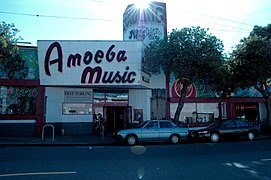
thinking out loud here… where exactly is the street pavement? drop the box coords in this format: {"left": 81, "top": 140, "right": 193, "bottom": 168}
{"left": 1, "top": 140, "right": 271, "bottom": 179}
{"left": 0, "top": 133, "right": 271, "bottom": 146}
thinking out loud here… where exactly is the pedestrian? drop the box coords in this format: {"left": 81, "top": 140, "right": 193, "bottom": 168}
{"left": 98, "top": 113, "right": 104, "bottom": 136}
{"left": 93, "top": 114, "right": 99, "bottom": 135}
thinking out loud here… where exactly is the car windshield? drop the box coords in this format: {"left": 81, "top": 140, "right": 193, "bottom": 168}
{"left": 137, "top": 121, "right": 149, "bottom": 128}
{"left": 208, "top": 121, "right": 224, "bottom": 128}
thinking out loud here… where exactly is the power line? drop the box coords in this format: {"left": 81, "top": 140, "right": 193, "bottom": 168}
{"left": 177, "top": 9, "right": 255, "bottom": 27}
{"left": 1, "top": 9, "right": 251, "bottom": 32}
{"left": 208, "top": 28, "right": 250, "bottom": 33}
{"left": 1, "top": 0, "right": 256, "bottom": 29}
{"left": 171, "top": 15, "right": 252, "bottom": 32}
{"left": 86, "top": 0, "right": 113, "bottom": 3}
{"left": 0, "top": 10, "right": 116, "bottom": 22}
{"left": 0, "top": 1, "right": 255, "bottom": 33}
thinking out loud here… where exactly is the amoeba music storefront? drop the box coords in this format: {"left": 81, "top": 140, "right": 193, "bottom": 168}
{"left": 38, "top": 40, "right": 156, "bottom": 135}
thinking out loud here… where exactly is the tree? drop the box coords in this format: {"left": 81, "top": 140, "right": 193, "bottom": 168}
{"left": 250, "top": 24, "right": 271, "bottom": 40}
{"left": 230, "top": 25, "right": 271, "bottom": 127}
{"left": 209, "top": 59, "right": 235, "bottom": 120}
{"left": 144, "top": 26, "right": 224, "bottom": 125}
{"left": 143, "top": 38, "right": 175, "bottom": 76}
{"left": 0, "top": 21, "right": 28, "bottom": 79}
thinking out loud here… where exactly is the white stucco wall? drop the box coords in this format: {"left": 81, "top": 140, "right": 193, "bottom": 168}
{"left": 46, "top": 87, "right": 152, "bottom": 123}
{"left": 45, "top": 87, "right": 92, "bottom": 123}
{"left": 129, "top": 89, "right": 152, "bottom": 121}
{"left": 148, "top": 73, "right": 166, "bottom": 89}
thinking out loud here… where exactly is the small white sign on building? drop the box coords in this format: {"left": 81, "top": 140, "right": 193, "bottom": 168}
{"left": 64, "top": 90, "right": 92, "bottom": 102}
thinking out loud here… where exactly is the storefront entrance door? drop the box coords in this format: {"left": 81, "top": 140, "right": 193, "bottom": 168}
{"left": 104, "top": 106, "right": 131, "bottom": 133}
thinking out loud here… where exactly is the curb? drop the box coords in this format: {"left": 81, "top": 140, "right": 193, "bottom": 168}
{"left": 0, "top": 143, "right": 118, "bottom": 147}
{"left": 1, "top": 135, "right": 270, "bottom": 147}
{"left": 0, "top": 136, "right": 118, "bottom": 147}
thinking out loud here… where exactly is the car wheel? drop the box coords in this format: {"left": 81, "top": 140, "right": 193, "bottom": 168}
{"left": 126, "top": 135, "right": 137, "bottom": 146}
{"left": 210, "top": 133, "right": 219, "bottom": 142}
{"left": 247, "top": 132, "right": 255, "bottom": 141}
{"left": 170, "top": 134, "right": 180, "bottom": 144}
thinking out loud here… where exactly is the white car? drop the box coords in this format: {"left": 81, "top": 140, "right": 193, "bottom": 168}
{"left": 113, "top": 120, "right": 189, "bottom": 145}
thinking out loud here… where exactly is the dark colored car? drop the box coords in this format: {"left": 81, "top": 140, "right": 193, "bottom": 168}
{"left": 113, "top": 120, "right": 189, "bottom": 145}
{"left": 190, "top": 119, "right": 260, "bottom": 142}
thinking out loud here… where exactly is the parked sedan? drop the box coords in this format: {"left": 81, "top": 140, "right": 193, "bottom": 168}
{"left": 190, "top": 119, "right": 260, "bottom": 142}
{"left": 113, "top": 120, "right": 189, "bottom": 145}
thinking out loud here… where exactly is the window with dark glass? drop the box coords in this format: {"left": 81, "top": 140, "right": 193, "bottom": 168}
{"left": 160, "top": 121, "right": 173, "bottom": 128}
{"left": 145, "top": 121, "right": 158, "bottom": 129}
{"left": 222, "top": 120, "right": 235, "bottom": 128}
{"left": 0, "top": 86, "right": 37, "bottom": 115}
{"left": 236, "top": 120, "right": 249, "bottom": 127}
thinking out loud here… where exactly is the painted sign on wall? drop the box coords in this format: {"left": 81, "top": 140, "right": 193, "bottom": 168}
{"left": 171, "top": 79, "right": 197, "bottom": 98}
{"left": 170, "top": 74, "right": 263, "bottom": 98}
{"left": 123, "top": 2, "right": 167, "bottom": 45}
{"left": 38, "top": 41, "right": 143, "bottom": 86}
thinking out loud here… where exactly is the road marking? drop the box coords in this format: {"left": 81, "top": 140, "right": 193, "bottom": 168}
{"left": 89, "top": 146, "right": 105, "bottom": 149}
{"left": 0, "top": 171, "right": 77, "bottom": 177}
{"left": 261, "top": 158, "right": 271, "bottom": 161}
{"left": 232, "top": 162, "right": 249, "bottom": 169}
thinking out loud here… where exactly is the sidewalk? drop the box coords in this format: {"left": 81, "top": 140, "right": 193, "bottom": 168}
{"left": 0, "top": 134, "right": 117, "bottom": 146}
{"left": 0, "top": 134, "right": 270, "bottom": 146}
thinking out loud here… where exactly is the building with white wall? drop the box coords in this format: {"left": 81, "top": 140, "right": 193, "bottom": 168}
{"left": 38, "top": 40, "right": 158, "bottom": 134}
{"left": 36, "top": 2, "right": 168, "bottom": 135}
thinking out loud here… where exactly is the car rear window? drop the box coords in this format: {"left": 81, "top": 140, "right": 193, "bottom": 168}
{"left": 222, "top": 120, "right": 235, "bottom": 128}
{"left": 236, "top": 120, "right": 249, "bottom": 127}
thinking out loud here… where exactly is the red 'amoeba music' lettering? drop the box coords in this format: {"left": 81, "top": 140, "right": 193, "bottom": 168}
{"left": 81, "top": 66, "right": 136, "bottom": 84}
{"left": 66, "top": 44, "right": 127, "bottom": 68}
{"left": 44, "top": 42, "right": 63, "bottom": 76}
{"left": 44, "top": 42, "right": 128, "bottom": 76}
